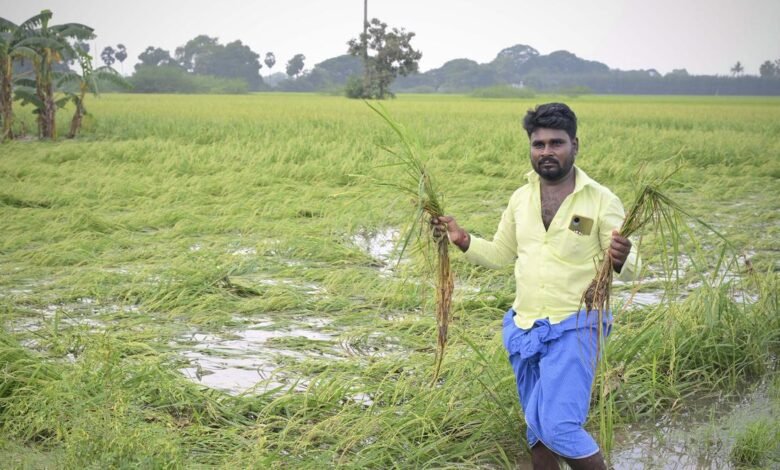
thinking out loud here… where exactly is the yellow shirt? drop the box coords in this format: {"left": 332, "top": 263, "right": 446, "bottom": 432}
{"left": 464, "top": 166, "right": 641, "bottom": 329}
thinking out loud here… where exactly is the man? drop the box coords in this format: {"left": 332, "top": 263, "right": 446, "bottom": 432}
{"left": 433, "top": 103, "right": 640, "bottom": 470}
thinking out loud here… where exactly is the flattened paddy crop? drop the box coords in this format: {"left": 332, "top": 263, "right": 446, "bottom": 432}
{"left": 1, "top": 93, "right": 779, "bottom": 468}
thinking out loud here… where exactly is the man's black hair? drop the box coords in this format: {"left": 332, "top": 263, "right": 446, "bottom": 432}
{"left": 522, "top": 102, "right": 577, "bottom": 140}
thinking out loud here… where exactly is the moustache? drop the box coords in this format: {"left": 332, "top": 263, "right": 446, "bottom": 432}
{"left": 538, "top": 157, "right": 559, "bottom": 167}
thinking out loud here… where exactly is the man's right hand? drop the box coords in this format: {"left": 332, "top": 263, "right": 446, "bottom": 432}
{"left": 431, "top": 215, "right": 470, "bottom": 252}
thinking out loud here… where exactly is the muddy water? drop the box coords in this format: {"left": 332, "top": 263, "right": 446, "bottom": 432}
{"left": 614, "top": 290, "right": 664, "bottom": 307}
{"left": 610, "top": 379, "right": 777, "bottom": 469}
{"left": 8, "top": 297, "right": 141, "bottom": 334}
{"left": 351, "top": 227, "right": 401, "bottom": 274}
{"left": 611, "top": 416, "right": 730, "bottom": 469}
{"left": 176, "top": 316, "right": 411, "bottom": 394}
{"left": 176, "top": 319, "right": 338, "bottom": 394}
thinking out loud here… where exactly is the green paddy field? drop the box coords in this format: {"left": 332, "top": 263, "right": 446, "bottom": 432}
{"left": 1, "top": 93, "right": 779, "bottom": 468}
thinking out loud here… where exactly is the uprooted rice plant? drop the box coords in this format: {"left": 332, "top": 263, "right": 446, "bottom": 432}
{"left": 1, "top": 93, "right": 779, "bottom": 467}
{"left": 365, "top": 101, "right": 453, "bottom": 383}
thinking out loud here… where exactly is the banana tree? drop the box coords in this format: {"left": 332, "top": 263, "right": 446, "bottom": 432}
{"left": 57, "top": 49, "right": 130, "bottom": 138}
{"left": 0, "top": 15, "right": 38, "bottom": 141}
{"left": 15, "top": 10, "right": 94, "bottom": 140}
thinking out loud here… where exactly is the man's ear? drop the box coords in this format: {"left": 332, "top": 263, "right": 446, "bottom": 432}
{"left": 573, "top": 136, "right": 579, "bottom": 154}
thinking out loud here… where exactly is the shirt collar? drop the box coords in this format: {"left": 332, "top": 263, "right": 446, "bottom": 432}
{"left": 525, "top": 165, "right": 595, "bottom": 193}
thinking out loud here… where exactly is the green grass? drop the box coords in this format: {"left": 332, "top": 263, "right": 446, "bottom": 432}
{"left": 730, "top": 418, "right": 779, "bottom": 467}
{"left": 1, "top": 93, "right": 779, "bottom": 467}
{"left": 726, "top": 374, "right": 780, "bottom": 468}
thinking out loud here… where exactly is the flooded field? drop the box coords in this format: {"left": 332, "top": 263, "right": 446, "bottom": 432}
{"left": 1, "top": 93, "right": 778, "bottom": 468}
{"left": 611, "top": 376, "right": 780, "bottom": 469}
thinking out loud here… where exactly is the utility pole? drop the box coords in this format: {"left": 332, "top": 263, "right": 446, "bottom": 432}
{"left": 362, "top": 0, "right": 370, "bottom": 94}
{"left": 363, "top": 0, "right": 368, "bottom": 62}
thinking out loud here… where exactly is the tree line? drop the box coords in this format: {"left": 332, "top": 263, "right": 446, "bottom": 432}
{"left": 127, "top": 16, "right": 419, "bottom": 99}
{"left": 391, "top": 46, "right": 780, "bottom": 96}
{"left": 127, "top": 35, "right": 319, "bottom": 94}
{"left": 130, "top": 35, "right": 277, "bottom": 93}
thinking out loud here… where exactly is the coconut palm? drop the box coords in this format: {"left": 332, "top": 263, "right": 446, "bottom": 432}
{"left": 730, "top": 61, "right": 744, "bottom": 77}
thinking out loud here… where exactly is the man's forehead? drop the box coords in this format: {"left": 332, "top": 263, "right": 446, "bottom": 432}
{"left": 529, "top": 128, "right": 571, "bottom": 141}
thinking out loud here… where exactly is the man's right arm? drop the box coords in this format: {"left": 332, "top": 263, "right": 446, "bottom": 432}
{"left": 433, "top": 202, "right": 518, "bottom": 269}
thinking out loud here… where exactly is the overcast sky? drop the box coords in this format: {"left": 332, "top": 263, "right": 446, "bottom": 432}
{"left": 2, "top": 0, "right": 778, "bottom": 76}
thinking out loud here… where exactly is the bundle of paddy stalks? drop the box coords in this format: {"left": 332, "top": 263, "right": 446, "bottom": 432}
{"left": 366, "top": 101, "right": 453, "bottom": 382}
{"left": 582, "top": 181, "right": 727, "bottom": 316}
{"left": 583, "top": 185, "right": 686, "bottom": 315}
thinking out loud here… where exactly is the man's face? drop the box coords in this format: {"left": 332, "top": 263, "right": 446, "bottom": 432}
{"left": 529, "top": 128, "right": 578, "bottom": 182}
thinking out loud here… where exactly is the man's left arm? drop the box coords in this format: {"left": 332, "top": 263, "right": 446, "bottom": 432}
{"left": 599, "top": 196, "right": 641, "bottom": 281}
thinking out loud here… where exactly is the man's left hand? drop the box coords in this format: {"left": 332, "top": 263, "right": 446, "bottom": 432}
{"left": 609, "top": 230, "right": 631, "bottom": 273}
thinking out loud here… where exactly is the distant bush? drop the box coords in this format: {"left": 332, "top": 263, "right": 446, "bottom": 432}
{"left": 344, "top": 76, "right": 364, "bottom": 98}
{"left": 276, "top": 77, "right": 318, "bottom": 92}
{"left": 344, "top": 76, "right": 382, "bottom": 99}
{"left": 129, "top": 66, "right": 248, "bottom": 94}
{"left": 190, "top": 75, "right": 249, "bottom": 94}
{"left": 470, "top": 85, "right": 536, "bottom": 98}
{"left": 557, "top": 85, "right": 593, "bottom": 97}
{"left": 130, "top": 66, "right": 192, "bottom": 93}
{"left": 399, "top": 85, "right": 437, "bottom": 94}
{"left": 319, "top": 85, "right": 347, "bottom": 96}
{"left": 344, "top": 75, "right": 371, "bottom": 99}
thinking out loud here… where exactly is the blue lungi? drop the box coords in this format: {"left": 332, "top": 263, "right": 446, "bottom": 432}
{"left": 502, "top": 308, "right": 612, "bottom": 459}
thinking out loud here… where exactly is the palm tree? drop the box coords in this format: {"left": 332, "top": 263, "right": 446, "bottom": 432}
{"left": 264, "top": 52, "right": 275, "bottom": 70}
{"left": 730, "top": 61, "right": 744, "bottom": 77}
{"left": 0, "top": 15, "right": 39, "bottom": 141}
{"left": 115, "top": 44, "right": 127, "bottom": 75}
{"left": 15, "top": 10, "right": 94, "bottom": 139}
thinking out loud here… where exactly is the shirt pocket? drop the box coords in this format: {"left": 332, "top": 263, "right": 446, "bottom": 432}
{"left": 555, "top": 229, "right": 601, "bottom": 263}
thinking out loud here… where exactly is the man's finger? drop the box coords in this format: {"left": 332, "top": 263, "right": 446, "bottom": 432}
{"left": 433, "top": 215, "right": 456, "bottom": 229}
{"left": 610, "top": 240, "right": 630, "bottom": 252}
{"left": 611, "top": 241, "right": 630, "bottom": 253}
{"left": 611, "top": 234, "right": 631, "bottom": 248}
{"left": 611, "top": 230, "right": 627, "bottom": 239}
{"left": 609, "top": 247, "right": 628, "bottom": 258}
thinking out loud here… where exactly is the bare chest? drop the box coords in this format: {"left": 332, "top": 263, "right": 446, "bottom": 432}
{"left": 540, "top": 188, "right": 570, "bottom": 230}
